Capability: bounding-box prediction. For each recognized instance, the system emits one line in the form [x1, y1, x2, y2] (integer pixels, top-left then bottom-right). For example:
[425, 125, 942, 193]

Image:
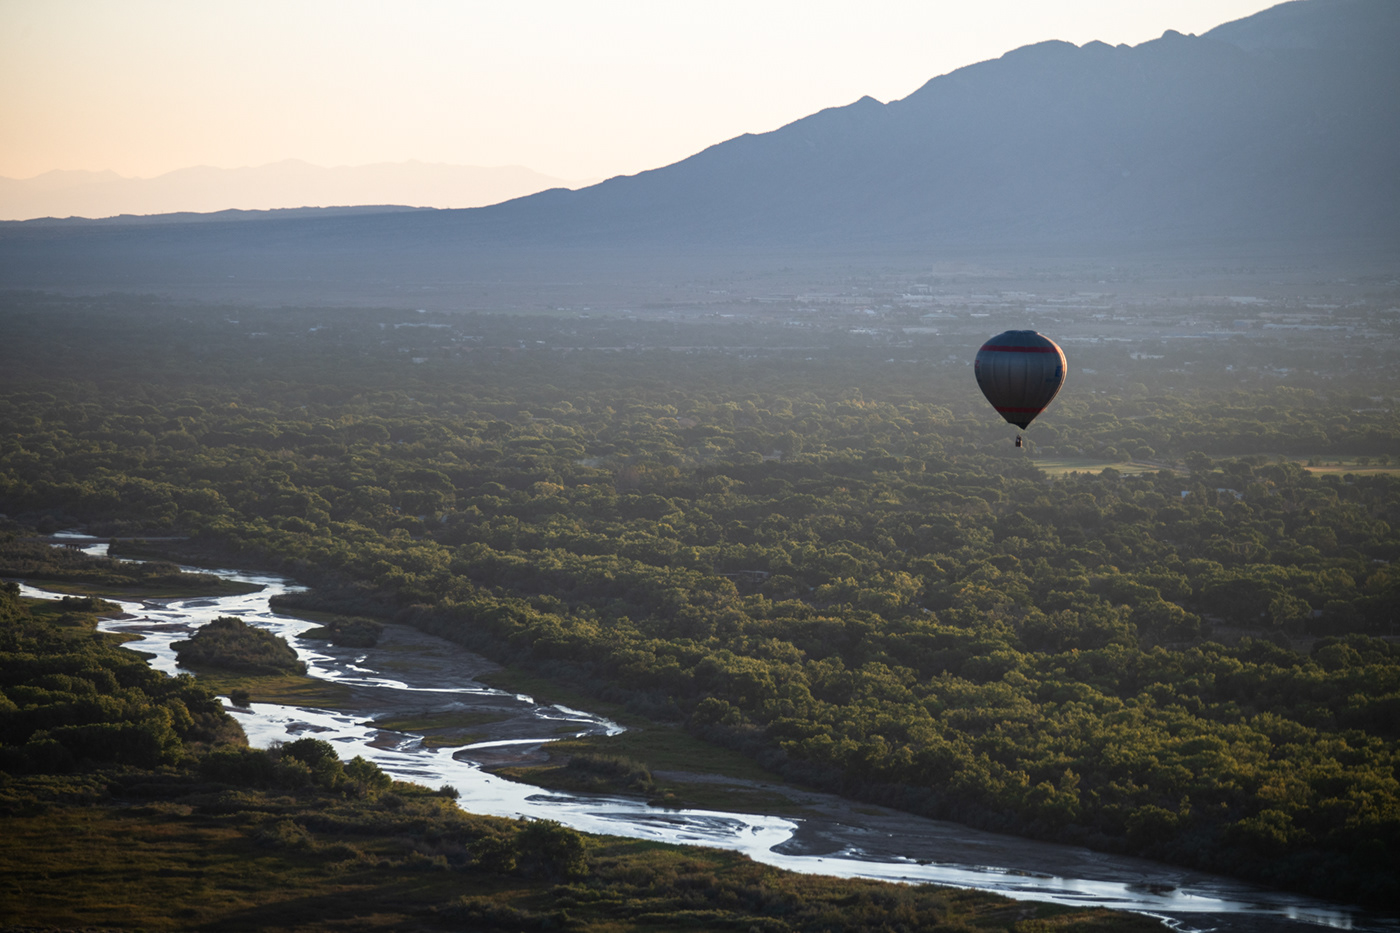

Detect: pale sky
[2, 0, 1283, 182]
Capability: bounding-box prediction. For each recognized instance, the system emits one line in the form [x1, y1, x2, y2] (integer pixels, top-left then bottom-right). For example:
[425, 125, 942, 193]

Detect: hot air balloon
[974, 330, 1066, 447]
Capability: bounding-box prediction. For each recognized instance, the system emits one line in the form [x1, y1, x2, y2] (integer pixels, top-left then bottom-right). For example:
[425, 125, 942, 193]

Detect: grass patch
[13, 576, 263, 600]
[373, 711, 512, 733]
[497, 725, 807, 815]
[185, 670, 356, 710]
[301, 616, 384, 648]
[652, 779, 807, 815]
[371, 711, 511, 748]
[23, 595, 122, 632]
[500, 758, 807, 815]
[1295, 456, 1400, 475]
[1037, 454, 1400, 478]
[1036, 458, 1169, 476]
[547, 726, 781, 784]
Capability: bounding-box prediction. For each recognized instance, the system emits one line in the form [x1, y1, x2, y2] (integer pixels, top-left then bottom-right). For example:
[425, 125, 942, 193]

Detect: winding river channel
[18, 541, 1400, 933]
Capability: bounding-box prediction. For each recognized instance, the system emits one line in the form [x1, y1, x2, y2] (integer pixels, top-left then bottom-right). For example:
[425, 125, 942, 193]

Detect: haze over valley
[0, 159, 594, 221]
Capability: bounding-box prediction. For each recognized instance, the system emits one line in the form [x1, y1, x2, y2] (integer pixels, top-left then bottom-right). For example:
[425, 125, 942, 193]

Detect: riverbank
[3, 577, 1165, 932]
[2, 534, 261, 600]
[13, 554, 1391, 932]
[1, 771, 1160, 933]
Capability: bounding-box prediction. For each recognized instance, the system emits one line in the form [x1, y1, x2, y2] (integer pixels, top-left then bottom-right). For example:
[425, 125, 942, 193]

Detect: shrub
[200, 746, 277, 786]
[172, 616, 305, 675]
[301, 615, 384, 648]
[562, 753, 654, 793]
[514, 818, 588, 880]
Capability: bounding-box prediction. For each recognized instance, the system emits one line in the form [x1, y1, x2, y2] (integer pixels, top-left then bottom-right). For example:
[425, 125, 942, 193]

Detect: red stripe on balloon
[995, 406, 1046, 414]
[980, 345, 1058, 353]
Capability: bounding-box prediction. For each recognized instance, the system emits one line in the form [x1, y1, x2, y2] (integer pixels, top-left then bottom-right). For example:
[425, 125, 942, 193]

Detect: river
[17, 541, 1399, 933]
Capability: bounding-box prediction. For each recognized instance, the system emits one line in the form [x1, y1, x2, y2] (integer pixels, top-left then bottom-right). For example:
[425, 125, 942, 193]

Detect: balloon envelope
[974, 330, 1067, 429]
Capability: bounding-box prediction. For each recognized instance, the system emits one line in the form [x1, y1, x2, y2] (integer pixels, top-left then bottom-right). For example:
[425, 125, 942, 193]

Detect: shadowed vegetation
[300, 614, 385, 648]
[2, 294, 1398, 908]
[0, 589, 1157, 931]
[0, 536, 258, 597]
[173, 615, 307, 675]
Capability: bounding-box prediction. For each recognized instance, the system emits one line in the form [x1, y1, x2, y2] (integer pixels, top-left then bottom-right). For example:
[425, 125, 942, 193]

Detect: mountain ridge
[1, 0, 1395, 296]
[394, 0, 1396, 250]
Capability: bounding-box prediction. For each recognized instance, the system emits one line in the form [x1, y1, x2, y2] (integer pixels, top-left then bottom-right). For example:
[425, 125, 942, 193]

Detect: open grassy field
[1033, 458, 1170, 476]
[10, 575, 263, 600]
[1036, 455, 1400, 478]
[1296, 456, 1400, 475]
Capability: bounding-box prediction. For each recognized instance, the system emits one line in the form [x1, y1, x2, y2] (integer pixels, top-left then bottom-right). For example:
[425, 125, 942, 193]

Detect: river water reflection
[19, 546, 1398, 933]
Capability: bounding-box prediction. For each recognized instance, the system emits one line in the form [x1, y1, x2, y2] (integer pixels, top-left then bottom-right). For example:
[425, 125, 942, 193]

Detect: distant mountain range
[463, 0, 1398, 248]
[0, 160, 590, 221]
[1, 0, 1396, 296]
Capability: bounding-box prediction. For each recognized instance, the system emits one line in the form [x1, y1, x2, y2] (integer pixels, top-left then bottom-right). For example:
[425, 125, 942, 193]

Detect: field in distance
[1034, 458, 1170, 476]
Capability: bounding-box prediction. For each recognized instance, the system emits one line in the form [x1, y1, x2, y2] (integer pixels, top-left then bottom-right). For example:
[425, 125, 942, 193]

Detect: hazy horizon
[1, 157, 598, 185]
[3, 0, 1281, 208]
[0, 158, 600, 221]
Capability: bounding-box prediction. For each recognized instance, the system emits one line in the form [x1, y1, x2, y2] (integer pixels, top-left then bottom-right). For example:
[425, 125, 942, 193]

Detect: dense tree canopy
[1, 294, 1397, 907]
[0, 582, 241, 772]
